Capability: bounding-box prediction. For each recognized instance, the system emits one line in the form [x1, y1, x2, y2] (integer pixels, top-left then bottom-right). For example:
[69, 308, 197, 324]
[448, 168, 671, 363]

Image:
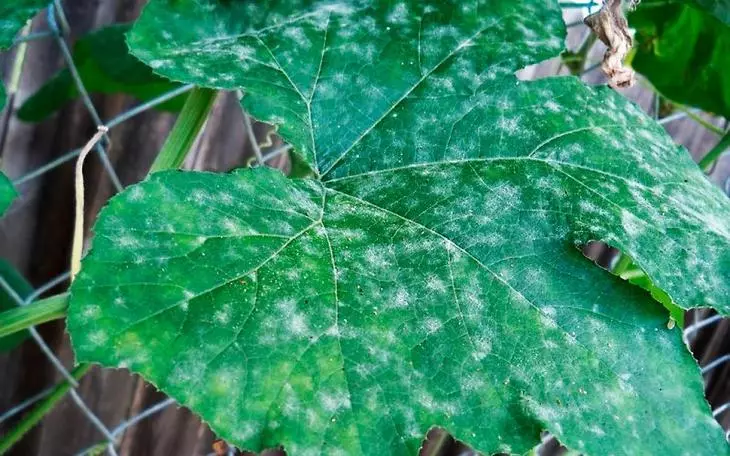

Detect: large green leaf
[0, 171, 17, 216]
[70, 1, 730, 455]
[629, 0, 730, 117]
[17, 24, 186, 122]
[0, 0, 47, 110]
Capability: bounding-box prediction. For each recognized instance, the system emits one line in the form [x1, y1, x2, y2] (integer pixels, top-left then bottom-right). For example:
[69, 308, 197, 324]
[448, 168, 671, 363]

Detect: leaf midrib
[324, 152, 730, 245]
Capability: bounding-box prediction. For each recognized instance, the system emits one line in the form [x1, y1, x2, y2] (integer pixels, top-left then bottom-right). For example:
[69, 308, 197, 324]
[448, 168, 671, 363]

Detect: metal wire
[243, 113, 265, 165]
[713, 402, 730, 418]
[68, 390, 119, 456]
[47, 3, 123, 193]
[702, 355, 730, 375]
[684, 314, 723, 343]
[104, 83, 194, 129]
[0, 386, 54, 424]
[75, 398, 176, 456]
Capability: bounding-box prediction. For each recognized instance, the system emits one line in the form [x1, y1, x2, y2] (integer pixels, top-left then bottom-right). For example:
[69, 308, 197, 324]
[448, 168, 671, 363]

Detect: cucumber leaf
[69, 1, 730, 455]
[630, 0, 730, 117]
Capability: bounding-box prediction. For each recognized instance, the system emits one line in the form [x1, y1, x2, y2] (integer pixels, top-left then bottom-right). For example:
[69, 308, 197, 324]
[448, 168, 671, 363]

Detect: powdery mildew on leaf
[127, 0, 565, 172]
[70, 1, 730, 455]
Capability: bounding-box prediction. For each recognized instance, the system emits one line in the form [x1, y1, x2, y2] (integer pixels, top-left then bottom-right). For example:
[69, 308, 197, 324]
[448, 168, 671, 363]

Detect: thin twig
[243, 113, 265, 165]
[71, 127, 108, 279]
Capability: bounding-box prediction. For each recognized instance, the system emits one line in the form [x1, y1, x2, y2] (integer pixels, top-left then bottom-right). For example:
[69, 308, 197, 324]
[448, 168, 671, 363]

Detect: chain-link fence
[0, 1, 728, 455]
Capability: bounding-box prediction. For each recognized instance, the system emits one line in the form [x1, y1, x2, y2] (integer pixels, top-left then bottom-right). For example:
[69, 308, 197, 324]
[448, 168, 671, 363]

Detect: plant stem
[698, 130, 730, 172]
[148, 87, 217, 173]
[0, 293, 68, 338]
[674, 104, 725, 136]
[0, 364, 91, 454]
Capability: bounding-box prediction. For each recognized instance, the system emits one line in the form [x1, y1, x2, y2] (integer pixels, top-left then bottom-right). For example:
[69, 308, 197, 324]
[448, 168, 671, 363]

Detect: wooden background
[0, 1, 728, 455]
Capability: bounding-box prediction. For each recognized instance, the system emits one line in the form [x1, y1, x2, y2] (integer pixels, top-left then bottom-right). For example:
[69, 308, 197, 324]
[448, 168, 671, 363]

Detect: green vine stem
[698, 130, 730, 172]
[0, 87, 218, 454]
[0, 364, 91, 454]
[674, 104, 726, 136]
[148, 87, 217, 173]
[0, 293, 68, 338]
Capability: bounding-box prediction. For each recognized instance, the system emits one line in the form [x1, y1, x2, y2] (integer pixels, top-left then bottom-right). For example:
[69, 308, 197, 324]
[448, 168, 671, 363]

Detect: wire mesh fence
[0, 1, 728, 455]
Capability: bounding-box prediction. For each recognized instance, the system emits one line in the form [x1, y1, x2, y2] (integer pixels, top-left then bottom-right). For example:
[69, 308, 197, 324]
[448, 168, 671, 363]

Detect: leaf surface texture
[70, 1, 730, 454]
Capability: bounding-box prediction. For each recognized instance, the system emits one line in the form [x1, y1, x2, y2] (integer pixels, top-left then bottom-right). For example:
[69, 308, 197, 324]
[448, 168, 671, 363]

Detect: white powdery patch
[620, 209, 647, 240]
[127, 185, 146, 202]
[425, 275, 447, 294]
[471, 336, 492, 361]
[386, 3, 409, 25]
[389, 287, 411, 309]
[82, 305, 101, 319]
[317, 390, 351, 413]
[422, 317, 443, 335]
[87, 329, 108, 346]
[276, 298, 311, 336]
[213, 304, 233, 325]
[589, 425, 606, 437]
[230, 421, 262, 444]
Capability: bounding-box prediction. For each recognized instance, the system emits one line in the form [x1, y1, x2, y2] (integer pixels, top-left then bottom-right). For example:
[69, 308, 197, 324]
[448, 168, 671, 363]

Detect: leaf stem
[0, 364, 91, 454]
[674, 104, 725, 136]
[0, 293, 68, 338]
[148, 87, 217, 173]
[698, 130, 730, 172]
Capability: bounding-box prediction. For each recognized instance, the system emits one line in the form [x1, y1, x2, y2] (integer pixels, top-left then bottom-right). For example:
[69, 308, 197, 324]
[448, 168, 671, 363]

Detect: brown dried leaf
[584, 0, 636, 88]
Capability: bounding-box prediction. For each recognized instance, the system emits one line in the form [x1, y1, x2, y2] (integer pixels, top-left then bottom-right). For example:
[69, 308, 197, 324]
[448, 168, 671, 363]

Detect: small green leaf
[629, 0, 730, 117]
[0, 259, 33, 351]
[691, 0, 730, 24]
[17, 24, 186, 122]
[0, 0, 47, 110]
[0, 171, 17, 216]
[70, 1, 730, 455]
[0, 0, 45, 49]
